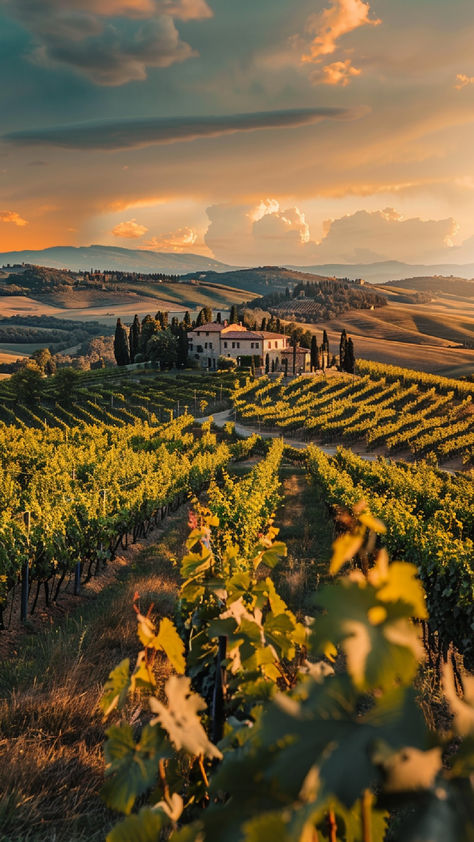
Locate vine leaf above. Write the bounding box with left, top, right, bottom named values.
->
left=330, top=533, right=364, bottom=576
left=155, top=792, right=184, bottom=822
left=106, top=806, right=165, bottom=842
left=150, top=676, right=222, bottom=760
left=100, top=658, right=131, bottom=717
left=137, top=615, right=186, bottom=674
left=313, top=582, right=422, bottom=690
left=242, top=812, right=291, bottom=841
left=375, top=563, right=427, bottom=619
left=102, top=723, right=167, bottom=815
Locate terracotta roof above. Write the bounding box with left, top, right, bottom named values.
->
left=221, top=331, right=263, bottom=340
left=190, top=322, right=225, bottom=332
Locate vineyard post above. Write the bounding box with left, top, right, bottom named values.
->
left=20, top=510, right=31, bottom=622
left=74, top=560, right=81, bottom=595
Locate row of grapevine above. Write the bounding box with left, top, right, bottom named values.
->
left=356, top=358, right=473, bottom=398
left=0, top=370, right=238, bottom=430
left=0, top=415, right=255, bottom=626
left=99, top=472, right=473, bottom=841
left=306, top=444, right=474, bottom=665
left=233, top=370, right=473, bottom=464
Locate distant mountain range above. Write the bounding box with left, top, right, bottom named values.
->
left=2, top=246, right=474, bottom=286
left=0, top=245, right=233, bottom=274
left=286, top=261, right=474, bottom=284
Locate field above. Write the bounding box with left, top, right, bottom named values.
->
left=0, top=366, right=473, bottom=842
left=0, top=282, right=252, bottom=365
left=291, top=290, right=474, bottom=377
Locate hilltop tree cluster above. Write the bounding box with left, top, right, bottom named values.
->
left=247, top=277, right=386, bottom=322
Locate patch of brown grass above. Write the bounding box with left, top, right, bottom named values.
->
left=0, top=517, right=187, bottom=842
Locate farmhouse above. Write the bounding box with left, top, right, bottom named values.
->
left=187, top=321, right=310, bottom=372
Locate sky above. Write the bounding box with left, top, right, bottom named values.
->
left=1, top=0, right=474, bottom=266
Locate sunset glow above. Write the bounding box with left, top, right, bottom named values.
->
left=1, top=0, right=474, bottom=265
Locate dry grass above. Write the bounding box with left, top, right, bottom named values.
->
left=273, top=467, right=333, bottom=615
left=0, top=518, right=187, bottom=842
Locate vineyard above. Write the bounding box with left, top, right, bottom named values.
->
left=233, top=364, right=474, bottom=465
left=0, top=370, right=236, bottom=429
left=0, top=364, right=473, bottom=842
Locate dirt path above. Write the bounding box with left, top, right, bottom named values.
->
left=272, top=464, right=334, bottom=616
left=198, top=410, right=462, bottom=474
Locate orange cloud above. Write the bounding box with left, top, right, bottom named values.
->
left=143, top=226, right=198, bottom=251
left=455, top=73, right=474, bottom=90
left=0, top=210, right=28, bottom=226
left=310, top=59, right=362, bottom=86
left=112, top=218, right=148, bottom=238
left=302, top=0, right=381, bottom=64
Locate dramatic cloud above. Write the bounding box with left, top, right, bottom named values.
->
left=315, top=209, right=459, bottom=263
left=142, top=226, right=198, bottom=251
left=455, top=73, right=474, bottom=90
left=4, top=106, right=365, bottom=150
left=0, top=210, right=28, bottom=227
left=310, top=59, right=361, bottom=86
left=205, top=202, right=459, bottom=265
left=302, top=0, right=381, bottom=64
left=205, top=200, right=313, bottom=265
left=112, top=218, right=149, bottom=237
left=1, top=0, right=212, bottom=85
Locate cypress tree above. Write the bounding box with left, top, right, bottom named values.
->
left=261, top=317, right=267, bottom=331
left=265, top=353, right=270, bottom=373
left=161, top=311, right=169, bottom=328
left=183, top=311, right=191, bottom=329
left=140, top=315, right=159, bottom=354
left=339, top=329, right=347, bottom=370
left=203, top=306, right=212, bottom=323
left=129, top=314, right=141, bottom=363
left=196, top=308, right=206, bottom=327
left=323, top=329, right=329, bottom=354
left=114, top=318, right=130, bottom=366
left=276, top=318, right=281, bottom=332
left=177, top=326, right=189, bottom=367
left=345, top=338, right=355, bottom=374
left=216, top=311, right=222, bottom=323
left=310, top=335, right=318, bottom=371
left=229, top=304, right=239, bottom=324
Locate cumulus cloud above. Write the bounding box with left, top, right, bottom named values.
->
left=302, top=0, right=381, bottom=64
left=1, top=0, right=212, bottom=85
left=205, top=200, right=314, bottom=265
left=455, top=73, right=474, bottom=90
left=4, top=106, right=365, bottom=150
left=0, top=210, right=28, bottom=227
left=310, top=59, right=361, bottom=86
left=142, top=227, right=198, bottom=251
left=112, top=218, right=149, bottom=238
left=315, top=209, right=459, bottom=263
left=205, top=202, right=459, bottom=265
